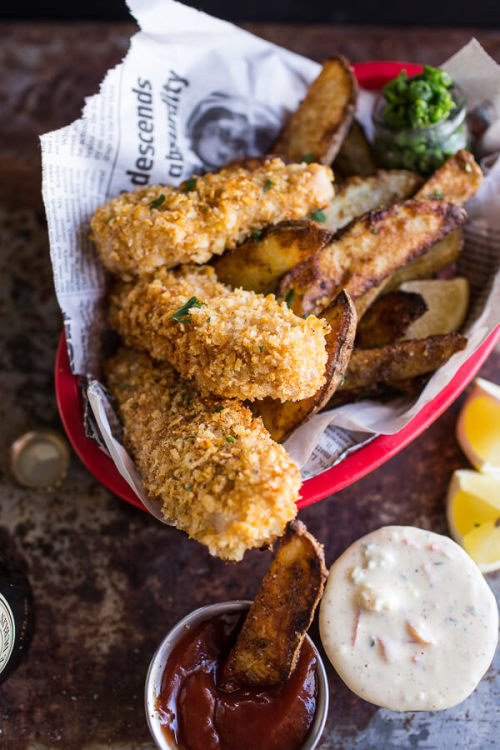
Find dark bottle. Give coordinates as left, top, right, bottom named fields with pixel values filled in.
left=0, top=555, right=35, bottom=684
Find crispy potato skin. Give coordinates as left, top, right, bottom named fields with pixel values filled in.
left=212, top=219, right=333, bottom=293
left=252, top=290, right=357, bottom=442
left=104, top=349, right=300, bottom=561
left=356, top=290, right=428, bottom=349
left=109, top=265, right=330, bottom=403
left=385, top=228, right=464, bottom=291
left=279, top=199, right=466, bottom=316
left=222, top=520, right=327, bottom=686
left=415, top=150, right=483, bottom=206
left=272, top=56, right=358, bottom=164
left=338, top=333, right=467, bottom=393
left=91, top=159, right=334, bottom=279
left=323, top=169, right=423, bottom=234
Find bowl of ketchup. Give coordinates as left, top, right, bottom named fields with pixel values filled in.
left=145, top=600, right=329, bottom=750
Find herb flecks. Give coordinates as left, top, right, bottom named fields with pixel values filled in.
left=226, top=436, right=236, bottom=443
left=213, top=405, right=224, bottom=413
left=259, top=345, right=264, bottom=352
left=311, top=209, right=326, bottom=223
left=427, top=189, right=443, bottom=200
left=149, top=194, right=166, bottom=209
left=182, top=178, right=197, bottom=192
left=285, top=289, right=295, bottom=308
left=252, top=229, right=263, bottom=241
left=300, top=153, right=315, bottom=164
left=263, top=179, right=272, bottom=192
left=132, top=402, right=138, bottom=409
left=169, top=296, right=206, bottom=322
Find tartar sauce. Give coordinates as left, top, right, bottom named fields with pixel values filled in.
left=319, top=526, right=498, bottom=711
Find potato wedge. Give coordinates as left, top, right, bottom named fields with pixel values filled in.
left=415, top=150, right=483, bottom=206
left=272, top=56, right=358, bottom=165
left=279, top=199, right=466, bottom=317
left=253, top=290, right=357, bottom=441
left=338, top=334, right=467, bottom=393
left=222, top=520, right=327, bottom=687
left=332, top=118, right=377, bottom=178
left=356, top=290, right=428, bottom=349
left=385, top=228, right=464, bottom=291
left=213, top=220, right=332, bottom=293
left=323, top=169, right=423, bottom=234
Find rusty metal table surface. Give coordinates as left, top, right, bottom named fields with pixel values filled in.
left=0, top=20, right=499, bottom=750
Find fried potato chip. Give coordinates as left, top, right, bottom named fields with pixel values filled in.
left=212, top=220, right=332, bottom=293
left=222, top=520, right=327, bottom=687
left=338, top=333, right=467, bottom=393
left=272, top=56, right=358, bottom=165
left=415, top=150, right=483, bottom=206
left=323, top=169, right=423, bottom=234
left=253, top=290, right=356, bottom=441
left=385, top=228, right=464, bottom=291
left=279, top=199, right=466, bottom=316
left=356, top=290, right=428, bottom=349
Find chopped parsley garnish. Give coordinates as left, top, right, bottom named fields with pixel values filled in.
left=285, top=289, right=295, bottom=308
left=132, top=402, right=138, bottom=409
left=184, top=486, right=192, bottom=491
left=169, top=296, right=206, bottom=322
left=206, top=317, right=211, bottom=323
left=259, top=345, right=264, bottom=352
left=300, top=153, right=315, bottom=164
left=213, top=405, right=224, bottom=413
left=371, top=228, right=379, bottom=235
left=226, top=436, right=236, bottom=443
left=252, top=229, right=263, bottom=241
left=263, top=179, right=272, bottom=192
left=182, top=178, right=197, bottom=192
left=434, top=561, right=445, bottom=565
left=311, top=209, right=326, bottom=223
left=149, top=194, right=165, bottom=209
left=184, top=435, right=195, bottom=440
left=427, top=189, right=443, bottom=199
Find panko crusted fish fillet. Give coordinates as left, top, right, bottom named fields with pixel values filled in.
left=91, top=159, right=334, bottom=279
left=109, top=265, right=329, bottom=402
left=104, top=349, right=300, bottom=561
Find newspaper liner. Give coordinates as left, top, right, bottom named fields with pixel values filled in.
left=41, top=0, right=500, bottom=508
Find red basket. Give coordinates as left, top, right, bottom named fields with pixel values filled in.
left=55, top=61, right=500, bottom=512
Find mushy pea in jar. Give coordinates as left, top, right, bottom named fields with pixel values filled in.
left=373, top=65, right=469, bottom=176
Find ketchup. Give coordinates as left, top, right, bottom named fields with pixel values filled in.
left=157, top=611, right=318, bottom=750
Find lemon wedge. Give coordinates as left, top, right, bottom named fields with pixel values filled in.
left=400, top=278, right=469, bottom=339
left=446, top=469, right=500, bottom=572
left=456, top=378, right=500, bottom=474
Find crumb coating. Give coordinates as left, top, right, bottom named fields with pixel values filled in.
left=104, top=348, right=300, bottom=560
left=91, top=159, right=334, bottom=279
left=109, top=265, right=329, bottom=402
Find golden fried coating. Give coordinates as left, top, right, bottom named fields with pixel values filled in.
left=91, top=159, right=334, bottom=279
left=104, top=349, right=300, bottom=561
left=109, top=265, right=329, bottom=402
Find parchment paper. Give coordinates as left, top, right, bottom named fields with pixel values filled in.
left=41, top=1, right=500, bottom=504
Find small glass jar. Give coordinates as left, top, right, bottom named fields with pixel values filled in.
left=372, top=85, right=469, bottom=176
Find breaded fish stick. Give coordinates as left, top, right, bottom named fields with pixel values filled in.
left=104, top=349, right=300, bottom=561
left=91, top=159, right=334, bottom=279
left=109, top=265, right=329, bottom=402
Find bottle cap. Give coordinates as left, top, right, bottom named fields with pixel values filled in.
left=9, top=430, right=70, bottom=490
